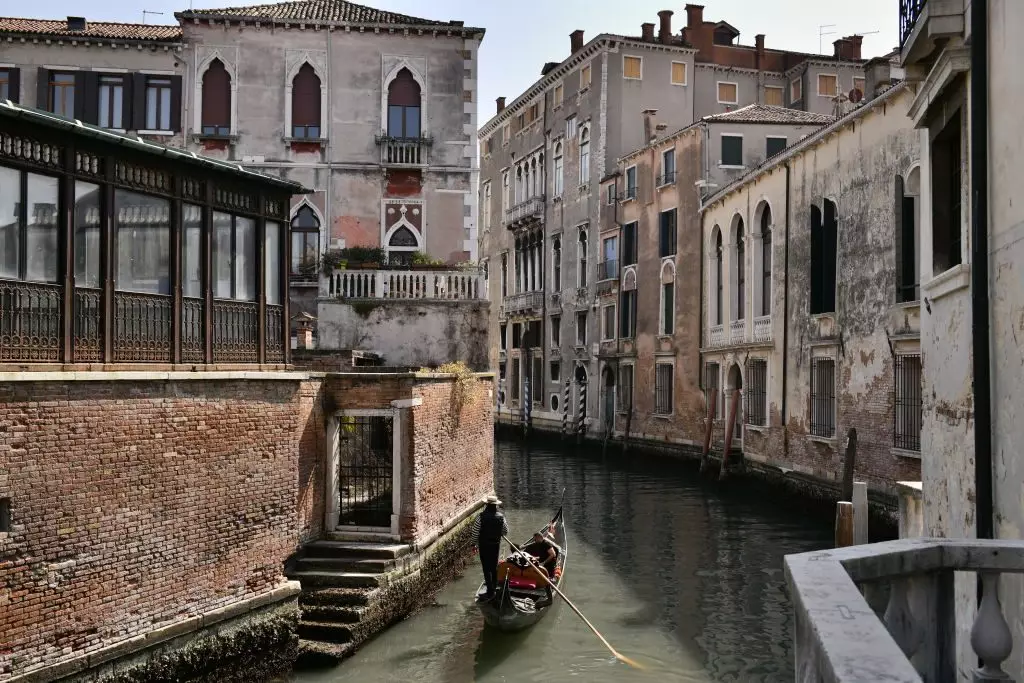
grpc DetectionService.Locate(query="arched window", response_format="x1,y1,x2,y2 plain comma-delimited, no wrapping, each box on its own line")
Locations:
387,225,419,266
810,201,837,314
500,252,508,298
660,262,675,335
502,171,510,213
714,229,723,326
577,229,588,287
290,204,320,278
515,166,523,205
201,59,231,136
760,206,772,316
734,217,745,321
620,268,638,338
387,68,421,139
896,168,920,303
291,63,321,139
553,143,564,197
579,128,590,185
529,158,537,198
552,236,561,290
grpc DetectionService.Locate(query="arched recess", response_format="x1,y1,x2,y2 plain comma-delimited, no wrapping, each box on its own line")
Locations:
383,217,423,266
620,267,638,339
896,165,921,303
753,199,773,317
660,260,676,335
709,225,724,326
730,213,746,322
727,362,744,439
285,58,327,139
290,199,323,277
194,50,238,136
382,62,427,138
601,364,616,431
810,200,837,314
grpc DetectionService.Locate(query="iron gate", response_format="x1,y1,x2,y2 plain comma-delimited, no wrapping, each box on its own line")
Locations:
337,415,394,528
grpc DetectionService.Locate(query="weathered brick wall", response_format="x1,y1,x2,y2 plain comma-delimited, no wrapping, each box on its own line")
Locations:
407,377,493,543
297,379,325,542
0,378,304,679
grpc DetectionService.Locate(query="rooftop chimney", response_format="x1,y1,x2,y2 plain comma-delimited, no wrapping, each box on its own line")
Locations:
66,16,86,31
658,10,673,44
570,29,584,54
685,4,704,29
496,97,506,113
641,22,655,42
833,35,864,61
755,34,765,53
642,108,658,143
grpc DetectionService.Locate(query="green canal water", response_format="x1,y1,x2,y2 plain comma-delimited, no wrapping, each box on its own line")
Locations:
289,438,834,683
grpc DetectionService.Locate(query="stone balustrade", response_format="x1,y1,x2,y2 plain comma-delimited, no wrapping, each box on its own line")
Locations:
730,319,746,343
753,314,772,342
785,538,1024,682
709,324,725,347
324,269,485,301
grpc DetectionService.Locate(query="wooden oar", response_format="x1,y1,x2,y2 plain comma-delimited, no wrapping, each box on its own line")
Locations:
503,535,645,670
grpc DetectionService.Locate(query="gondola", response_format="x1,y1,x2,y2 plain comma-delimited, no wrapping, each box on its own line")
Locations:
476,500,567,632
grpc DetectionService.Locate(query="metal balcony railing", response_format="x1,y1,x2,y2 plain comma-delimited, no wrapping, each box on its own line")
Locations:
786,538,1024,682
899,0,928,48
656,170,676,186
598,259,619,281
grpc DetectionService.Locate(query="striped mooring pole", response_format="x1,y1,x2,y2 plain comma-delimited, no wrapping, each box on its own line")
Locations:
576,377,587,441
522,375,531,436
561,378,570,440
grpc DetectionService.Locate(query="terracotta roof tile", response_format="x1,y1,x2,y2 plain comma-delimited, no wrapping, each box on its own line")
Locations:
0,17,181,42
179,0,460,26
702,104,835,126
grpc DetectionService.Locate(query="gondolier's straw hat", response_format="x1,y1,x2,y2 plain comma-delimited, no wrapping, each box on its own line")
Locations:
486,494,502,505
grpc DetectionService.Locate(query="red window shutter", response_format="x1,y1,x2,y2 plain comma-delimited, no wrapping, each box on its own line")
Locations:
291,63,321,128
387,68,420,106
201,59,231,129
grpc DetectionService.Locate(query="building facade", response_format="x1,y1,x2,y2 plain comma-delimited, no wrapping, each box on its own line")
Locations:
0,1,484,346
700,83,922,494
480,3,870,428
597,106,832,446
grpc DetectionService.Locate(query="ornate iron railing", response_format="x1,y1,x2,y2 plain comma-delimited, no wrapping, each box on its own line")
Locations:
73,288,102,362
0,280,62,362
709,324,725,347
181,296,205,364
212,300,259,363
112,291,172,362
899,0,928,48
786,538,1024,682
265,304,285,364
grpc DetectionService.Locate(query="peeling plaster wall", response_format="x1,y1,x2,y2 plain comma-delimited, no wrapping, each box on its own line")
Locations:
701,87,921,495
317,300,489,371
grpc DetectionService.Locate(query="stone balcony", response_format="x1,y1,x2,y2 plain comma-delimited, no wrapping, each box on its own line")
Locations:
323,268,485,301
899,0,966,68
785,538,1024,682
504,196,545,230
375,135,433,167
501,291,544,317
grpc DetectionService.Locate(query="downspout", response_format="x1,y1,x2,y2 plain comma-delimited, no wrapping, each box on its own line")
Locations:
325,27,333,266
970,0,993,541
781,162,791,457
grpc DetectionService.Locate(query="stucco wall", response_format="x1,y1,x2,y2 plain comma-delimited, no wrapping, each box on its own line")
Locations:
317,299,489,370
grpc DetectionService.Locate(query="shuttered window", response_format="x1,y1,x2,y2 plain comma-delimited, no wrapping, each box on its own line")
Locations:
292,63,321,138
623,56,642,80
765,86,784,106
201,59,231,136
0,68,20,103
717,82,738,104
671,62,687,85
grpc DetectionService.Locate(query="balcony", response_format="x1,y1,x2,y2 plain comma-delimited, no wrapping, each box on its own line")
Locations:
598,259,619,282
656,171,676,187
730,319,746,344
501,291,544,316
786,538,1024,682
709,324,725,347
504,196,545,230
899,0,965,67
623,186,637,202
753,315,771,343
324,269,485,301
375,135,433,167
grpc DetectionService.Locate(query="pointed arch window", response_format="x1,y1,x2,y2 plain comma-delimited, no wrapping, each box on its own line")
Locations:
553,143,564,197
734,218,745,321
201,58,231,136
292,63,321,139
714,230,724,326
660,263,675,335
387,68,421,139
552,236,562,290
577,228,588,287
760,206,772,316
810,201,837,314
387,225,419,266
291,205,320,279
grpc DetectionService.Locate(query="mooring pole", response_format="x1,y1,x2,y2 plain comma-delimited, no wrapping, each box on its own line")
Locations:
700,388,718,475
718,389,741,480
576,378,587,445
523,375,531,438
561,378,570,441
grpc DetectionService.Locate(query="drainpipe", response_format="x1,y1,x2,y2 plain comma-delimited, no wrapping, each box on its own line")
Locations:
698,172,705,393
970,0,993,541
781,162,791,457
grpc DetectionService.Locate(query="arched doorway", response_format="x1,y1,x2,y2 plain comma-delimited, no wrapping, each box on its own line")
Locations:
727,363,743,442
602,366,616,432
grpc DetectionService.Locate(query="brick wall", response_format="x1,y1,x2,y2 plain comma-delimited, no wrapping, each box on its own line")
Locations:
407,377,493,543
0,378,305,679
297,379,325,542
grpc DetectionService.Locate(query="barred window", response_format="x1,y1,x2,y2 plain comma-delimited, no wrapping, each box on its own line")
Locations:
511,357,521,401
532,355,543,405
655,363,673,415
894,354,922,451
704,362,721,419
618,364,634,412
745,358,767,426
810,357,836,438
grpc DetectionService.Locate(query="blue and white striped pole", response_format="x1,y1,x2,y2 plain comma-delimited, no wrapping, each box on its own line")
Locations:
561,378,570,440
522,374,531,436
576,376,587,442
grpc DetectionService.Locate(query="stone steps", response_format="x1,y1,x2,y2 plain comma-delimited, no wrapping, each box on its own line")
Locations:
296,639,354,667
299,603,365,623
289,570,385,589
297,620,355,644
303,540,411,560
294,556,397,574
299,587,376,608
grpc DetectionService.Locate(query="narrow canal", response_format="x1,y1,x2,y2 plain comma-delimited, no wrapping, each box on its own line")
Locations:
290,438,834,682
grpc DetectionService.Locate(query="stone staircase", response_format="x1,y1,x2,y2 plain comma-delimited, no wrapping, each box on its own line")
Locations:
287,539,412,666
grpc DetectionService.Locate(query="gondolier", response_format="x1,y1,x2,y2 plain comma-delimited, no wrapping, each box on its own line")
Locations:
471,494,508,602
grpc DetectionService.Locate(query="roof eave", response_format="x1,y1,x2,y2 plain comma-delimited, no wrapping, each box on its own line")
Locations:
0,29,182,44
174,12,484,35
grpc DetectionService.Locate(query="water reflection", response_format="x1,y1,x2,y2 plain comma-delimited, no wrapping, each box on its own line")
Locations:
290,439,833,683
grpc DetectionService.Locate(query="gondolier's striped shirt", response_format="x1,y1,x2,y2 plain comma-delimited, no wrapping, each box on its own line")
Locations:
470,513,508,543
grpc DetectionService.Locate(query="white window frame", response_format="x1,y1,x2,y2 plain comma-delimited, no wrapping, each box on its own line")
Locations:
717,80,739,105
580,63,592,90
552,142,564,198
284,55,328,141
764,85,784,106
605,182,616,206
624,165,638,200
808,346,838,441
623,55,643,80
565,115,577,139
817,73,839,98
719,133,744,168
744,356,770,429
660,148,675,185
790,77,802,103
670,61,688,86
482,181,492,229
602,303,617,341
765,135,788,157
553,81,564,108
659,260,676,336
578,126,591,186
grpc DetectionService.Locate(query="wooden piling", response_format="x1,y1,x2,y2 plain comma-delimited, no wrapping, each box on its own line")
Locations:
699,389,717,475
835,501,854,548
853,481,869,545
718,390,741,480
